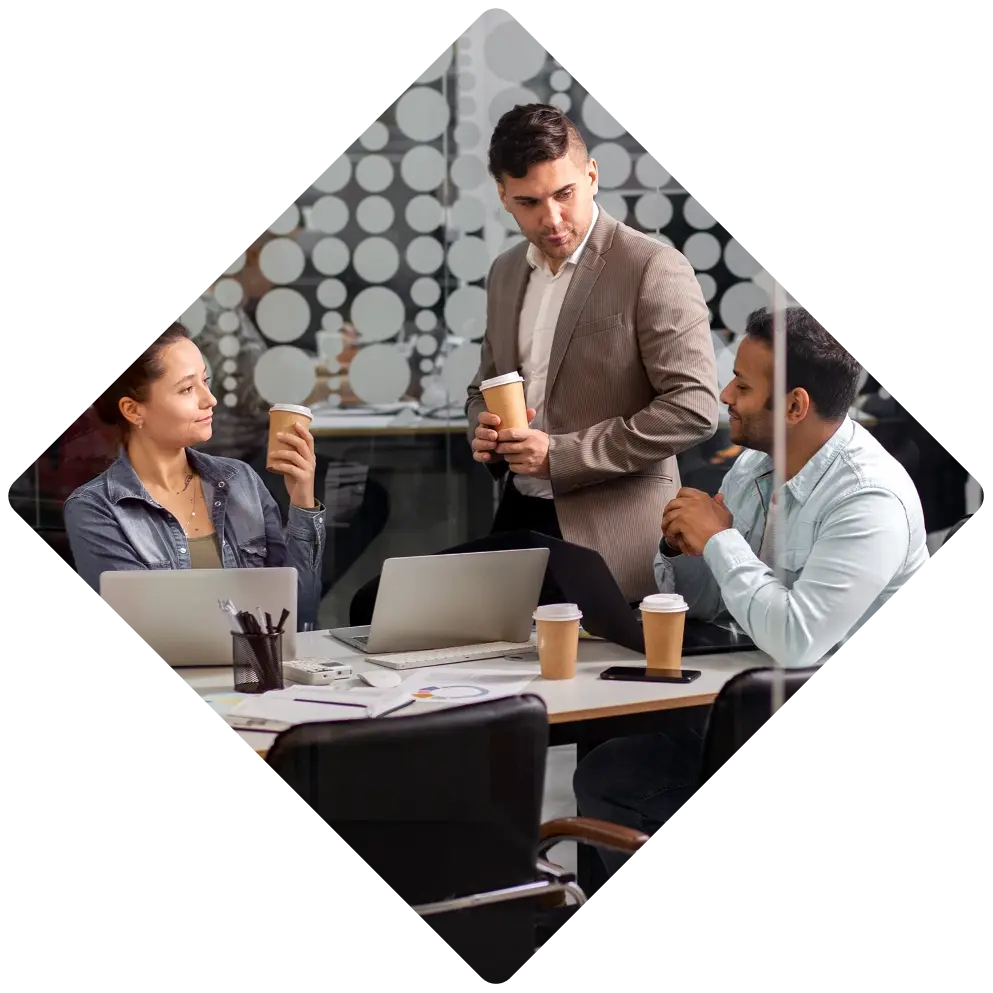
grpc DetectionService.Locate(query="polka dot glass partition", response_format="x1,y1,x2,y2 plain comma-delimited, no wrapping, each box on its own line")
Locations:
179,9,788,414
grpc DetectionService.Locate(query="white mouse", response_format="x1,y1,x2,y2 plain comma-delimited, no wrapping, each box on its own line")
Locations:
357,669,402,689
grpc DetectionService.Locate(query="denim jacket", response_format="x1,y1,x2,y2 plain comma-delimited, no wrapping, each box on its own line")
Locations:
63,447,326,629
655,418,929,666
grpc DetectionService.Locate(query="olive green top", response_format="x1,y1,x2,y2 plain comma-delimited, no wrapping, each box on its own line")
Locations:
187,533,223,570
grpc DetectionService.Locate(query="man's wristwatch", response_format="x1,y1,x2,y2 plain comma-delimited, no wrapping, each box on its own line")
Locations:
660,534,682,557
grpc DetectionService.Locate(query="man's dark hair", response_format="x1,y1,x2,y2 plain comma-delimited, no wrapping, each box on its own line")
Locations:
488,103,588,181
745,306,862,421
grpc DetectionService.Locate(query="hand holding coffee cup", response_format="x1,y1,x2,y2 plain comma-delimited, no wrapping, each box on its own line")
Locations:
640,594,688,671
267,404,317,509
473,379,536,465
534,603,583,680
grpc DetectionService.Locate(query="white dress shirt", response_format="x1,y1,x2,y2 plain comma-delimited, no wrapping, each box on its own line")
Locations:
654,418,930,666
514,202,600,499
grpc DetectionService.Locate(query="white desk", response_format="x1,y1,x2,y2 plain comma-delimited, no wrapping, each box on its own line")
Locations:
181,630,770,754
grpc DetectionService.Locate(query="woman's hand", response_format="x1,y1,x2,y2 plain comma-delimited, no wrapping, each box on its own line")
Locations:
271,422,318,509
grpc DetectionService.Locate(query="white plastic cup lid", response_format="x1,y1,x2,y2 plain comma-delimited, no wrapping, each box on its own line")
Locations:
269,404,313,419
534,603,583,622
481,372,525,390
640,593,688,613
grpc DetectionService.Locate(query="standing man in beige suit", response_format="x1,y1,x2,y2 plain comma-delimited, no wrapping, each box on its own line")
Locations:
467,103,719,602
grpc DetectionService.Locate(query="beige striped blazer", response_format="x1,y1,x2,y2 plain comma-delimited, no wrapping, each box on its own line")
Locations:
466,209,719,601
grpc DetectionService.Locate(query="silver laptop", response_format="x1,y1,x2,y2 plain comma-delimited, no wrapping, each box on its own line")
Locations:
100,568,298,667
328,548,549,668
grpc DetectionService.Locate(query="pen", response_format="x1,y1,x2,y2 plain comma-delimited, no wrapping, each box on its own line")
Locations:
238,611,262,636
265,611,274,635
291,696,369,709
275,608,290,633
289,694,415,718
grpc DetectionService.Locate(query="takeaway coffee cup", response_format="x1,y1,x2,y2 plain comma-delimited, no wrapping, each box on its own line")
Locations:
640,593,688,670
267,404,313,474
533,603,583,680
480,372,529,432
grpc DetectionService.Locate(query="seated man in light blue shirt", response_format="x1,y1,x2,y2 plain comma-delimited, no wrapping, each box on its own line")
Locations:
573,305,928,874
655,306,928,667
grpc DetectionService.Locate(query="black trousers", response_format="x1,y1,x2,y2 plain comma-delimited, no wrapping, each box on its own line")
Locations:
349,478,563,626
490,478,561,540
490,480,565,608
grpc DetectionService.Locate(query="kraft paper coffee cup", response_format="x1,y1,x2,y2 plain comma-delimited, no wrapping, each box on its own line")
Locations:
480,372,529,431
267,404,313,474
533,603,583,680
640,594,688,670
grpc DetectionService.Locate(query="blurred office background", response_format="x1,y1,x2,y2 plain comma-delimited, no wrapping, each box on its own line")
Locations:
8,8,981,629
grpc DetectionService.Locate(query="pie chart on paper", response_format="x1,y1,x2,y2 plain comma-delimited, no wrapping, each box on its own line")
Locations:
411,684,489,701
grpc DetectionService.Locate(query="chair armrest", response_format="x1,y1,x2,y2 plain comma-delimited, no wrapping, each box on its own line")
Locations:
536,858,574,883
533,858,580,910
538,817,650,857
413,877,585,917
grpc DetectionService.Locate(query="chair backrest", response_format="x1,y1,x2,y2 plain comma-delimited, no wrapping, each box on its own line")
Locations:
942,509,993,552
265,694,549,983
700,668,991,816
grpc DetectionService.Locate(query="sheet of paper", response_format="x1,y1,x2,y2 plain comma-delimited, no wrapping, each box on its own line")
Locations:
296,668,540,711
294,687,411,718
226,665,540,727
203,692,252,716
242,683,414,719
395,669,537,705
229,695,372,725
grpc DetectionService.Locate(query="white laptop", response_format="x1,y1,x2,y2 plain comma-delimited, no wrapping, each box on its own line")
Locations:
328,548,549,669
99,568,298,667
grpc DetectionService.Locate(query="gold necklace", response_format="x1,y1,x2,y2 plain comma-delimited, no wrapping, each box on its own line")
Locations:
181,478,199,534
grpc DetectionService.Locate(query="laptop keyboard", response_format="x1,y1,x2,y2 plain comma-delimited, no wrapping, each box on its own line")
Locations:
366,641,534,669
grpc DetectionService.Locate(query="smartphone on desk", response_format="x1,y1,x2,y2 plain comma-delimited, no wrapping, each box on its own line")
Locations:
600,666,701,684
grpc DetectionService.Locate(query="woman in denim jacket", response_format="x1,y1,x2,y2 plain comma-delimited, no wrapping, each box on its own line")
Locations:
63,323,326,629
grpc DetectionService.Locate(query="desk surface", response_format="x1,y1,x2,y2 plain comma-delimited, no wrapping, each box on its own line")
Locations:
181,631,769,754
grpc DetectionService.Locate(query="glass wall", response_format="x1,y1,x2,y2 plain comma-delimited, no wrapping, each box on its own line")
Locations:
7,8,978,627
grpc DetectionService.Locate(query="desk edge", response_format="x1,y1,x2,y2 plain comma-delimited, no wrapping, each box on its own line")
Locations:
546,692,719,724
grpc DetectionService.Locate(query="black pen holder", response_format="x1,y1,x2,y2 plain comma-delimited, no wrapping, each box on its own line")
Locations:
232,632,284,693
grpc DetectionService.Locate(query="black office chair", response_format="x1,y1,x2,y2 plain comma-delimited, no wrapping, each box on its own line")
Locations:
941,507,993,552
597,668,991,903
645,668,993,832
265,695,648,983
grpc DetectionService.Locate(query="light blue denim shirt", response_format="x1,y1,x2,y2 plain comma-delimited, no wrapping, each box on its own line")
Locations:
655,418,929,666
63,447,326,629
